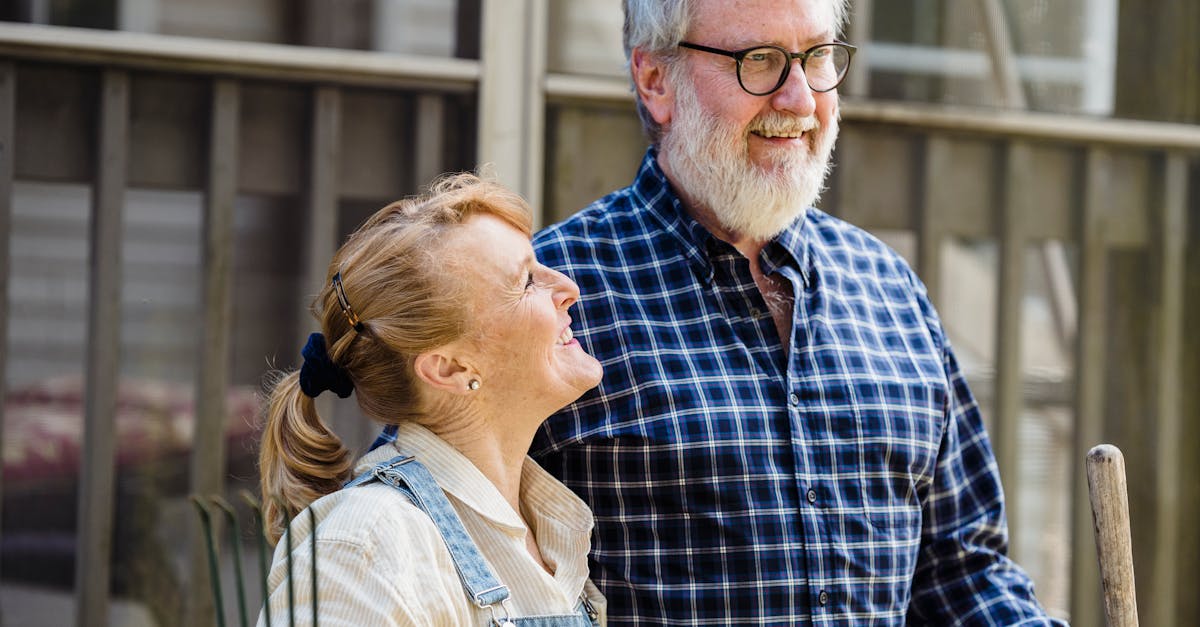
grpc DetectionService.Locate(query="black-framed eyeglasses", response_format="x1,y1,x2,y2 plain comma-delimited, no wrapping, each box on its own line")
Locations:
677,41,856,95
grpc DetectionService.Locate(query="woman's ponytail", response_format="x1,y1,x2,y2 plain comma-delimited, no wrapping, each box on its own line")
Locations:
258,371,352,543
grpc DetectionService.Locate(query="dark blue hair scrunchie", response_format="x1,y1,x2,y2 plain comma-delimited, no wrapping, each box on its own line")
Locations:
299,333,354,399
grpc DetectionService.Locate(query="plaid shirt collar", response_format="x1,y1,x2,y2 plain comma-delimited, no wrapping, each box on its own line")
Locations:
634,147,814,289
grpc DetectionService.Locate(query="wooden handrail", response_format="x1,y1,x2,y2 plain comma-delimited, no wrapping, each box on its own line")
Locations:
3,22,1197,151
843,99,1200,151
543,73,1200,151
0,22,479,92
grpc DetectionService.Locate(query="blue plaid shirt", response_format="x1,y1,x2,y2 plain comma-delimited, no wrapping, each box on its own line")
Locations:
525,150,1060,626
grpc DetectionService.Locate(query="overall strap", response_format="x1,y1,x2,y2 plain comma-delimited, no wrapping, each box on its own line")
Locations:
505,599,598,627
345,455,513,614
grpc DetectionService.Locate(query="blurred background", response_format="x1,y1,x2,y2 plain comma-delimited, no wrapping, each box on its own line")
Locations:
0,0,1196,625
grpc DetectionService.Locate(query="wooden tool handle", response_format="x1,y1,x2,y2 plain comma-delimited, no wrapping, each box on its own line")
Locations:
1086,444,1139,627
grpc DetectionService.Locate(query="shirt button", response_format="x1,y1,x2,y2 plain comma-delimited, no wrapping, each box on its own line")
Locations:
818,590,829,606
806,488,818,504
750,307,762,317
788,392,800,406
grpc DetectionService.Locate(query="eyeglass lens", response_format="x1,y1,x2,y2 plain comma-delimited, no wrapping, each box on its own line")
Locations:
740,45,851,94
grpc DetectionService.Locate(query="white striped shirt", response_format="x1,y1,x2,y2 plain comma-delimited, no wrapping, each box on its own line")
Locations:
259,422,606,626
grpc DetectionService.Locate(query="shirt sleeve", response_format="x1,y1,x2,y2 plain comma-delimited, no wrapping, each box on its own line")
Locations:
905,277,1067,625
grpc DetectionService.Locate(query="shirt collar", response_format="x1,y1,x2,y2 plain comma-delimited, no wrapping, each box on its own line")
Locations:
635,147,813,288
631,148,716,285
761,213,813,288
354,422,593,534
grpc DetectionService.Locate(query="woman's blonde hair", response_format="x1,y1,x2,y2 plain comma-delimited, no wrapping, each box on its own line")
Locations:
258,172,532,541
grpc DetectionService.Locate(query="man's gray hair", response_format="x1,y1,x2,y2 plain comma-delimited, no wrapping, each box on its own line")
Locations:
622,0,850,143
623,0,691,60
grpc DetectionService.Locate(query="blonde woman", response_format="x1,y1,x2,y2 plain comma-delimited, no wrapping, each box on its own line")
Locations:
257,174,606,626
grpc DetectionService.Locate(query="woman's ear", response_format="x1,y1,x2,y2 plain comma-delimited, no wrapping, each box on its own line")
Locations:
631,47,675,127
413,349,474,395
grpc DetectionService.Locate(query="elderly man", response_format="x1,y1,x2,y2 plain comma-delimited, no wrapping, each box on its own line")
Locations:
530,0,1065,624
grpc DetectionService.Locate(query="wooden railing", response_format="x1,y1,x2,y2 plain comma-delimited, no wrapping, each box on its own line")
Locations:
0,21,1197,627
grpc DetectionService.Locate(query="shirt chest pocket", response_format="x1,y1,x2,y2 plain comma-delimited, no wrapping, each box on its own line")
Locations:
825,378,946,533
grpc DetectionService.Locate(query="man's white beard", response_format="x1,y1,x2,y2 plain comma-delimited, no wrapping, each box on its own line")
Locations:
660,78,839,242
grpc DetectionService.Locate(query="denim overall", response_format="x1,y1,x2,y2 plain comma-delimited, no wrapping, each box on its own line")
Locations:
345,455,600,627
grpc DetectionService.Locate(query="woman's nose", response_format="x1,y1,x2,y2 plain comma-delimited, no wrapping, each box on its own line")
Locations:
551,269,580,309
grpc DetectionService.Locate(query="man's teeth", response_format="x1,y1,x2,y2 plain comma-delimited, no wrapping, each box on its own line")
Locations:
557,327,574,345
754,130,804,138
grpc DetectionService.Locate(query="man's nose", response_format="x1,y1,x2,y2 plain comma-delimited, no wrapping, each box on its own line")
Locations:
769,59,818,116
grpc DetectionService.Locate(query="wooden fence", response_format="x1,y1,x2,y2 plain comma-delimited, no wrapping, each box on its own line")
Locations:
0,18,1197,627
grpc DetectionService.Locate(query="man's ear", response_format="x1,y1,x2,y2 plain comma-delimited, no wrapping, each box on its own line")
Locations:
413,349,473,395
631,47,675,127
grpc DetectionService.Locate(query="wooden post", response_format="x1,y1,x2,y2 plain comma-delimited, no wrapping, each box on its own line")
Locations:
1086,444,1139,627
301,86,341,422
993,140,1029,553
76,67,129,627
0,61,13,627
185,77,240,627
1182,156,1200,627
413,94,446,189
915,136,947,309
975,0,1028,108
476,0,547,220
843,0,871,98
1148,153,1187,627
1070,147,1111,627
